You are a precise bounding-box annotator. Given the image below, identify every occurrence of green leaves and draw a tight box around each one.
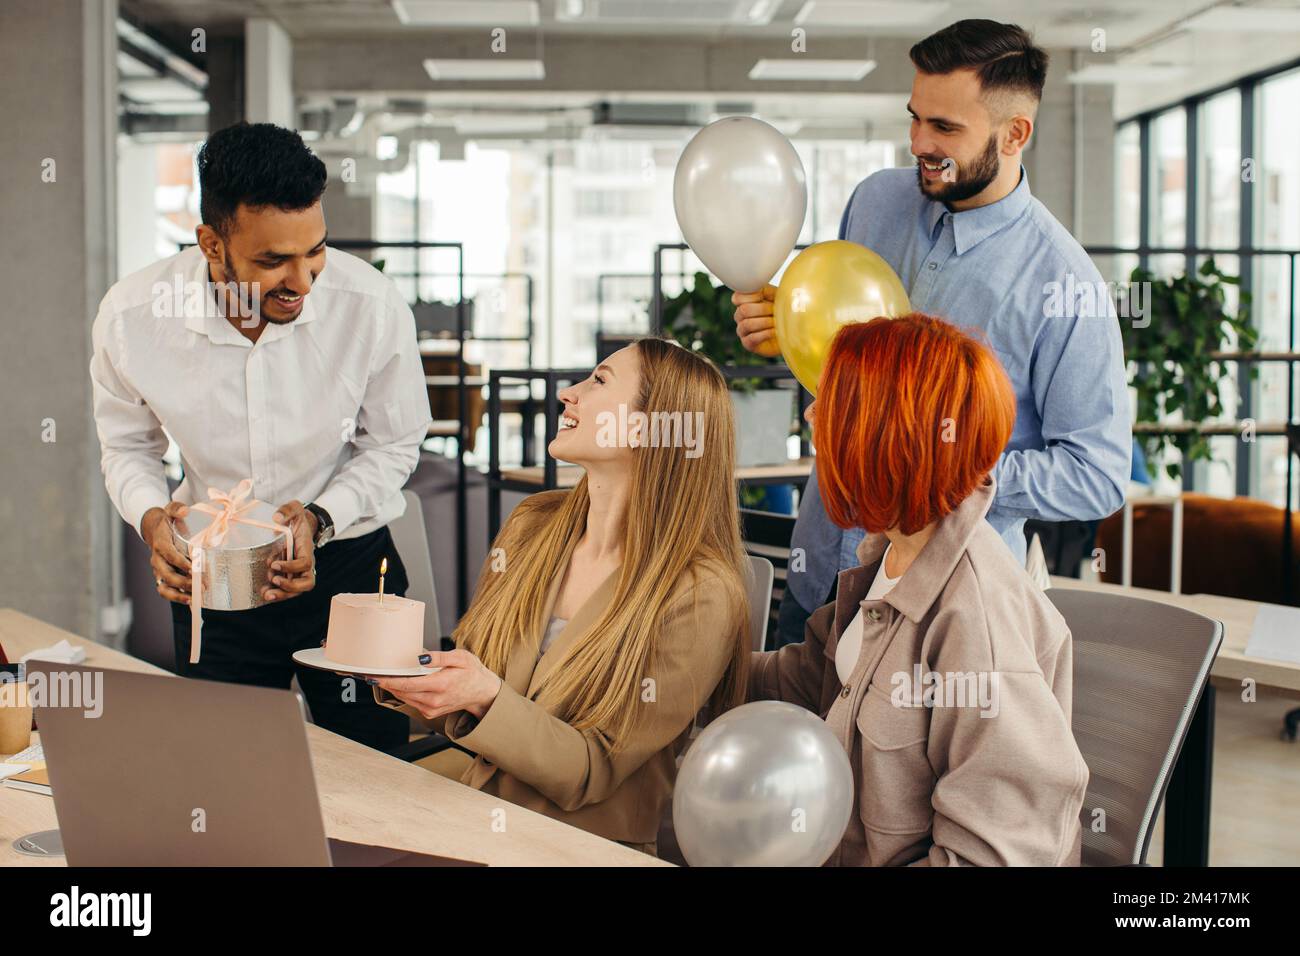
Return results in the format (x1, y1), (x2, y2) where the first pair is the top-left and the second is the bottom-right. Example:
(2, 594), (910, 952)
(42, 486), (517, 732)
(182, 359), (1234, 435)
(1122, 258), (1255, 481)
(659, 271), (781, 392)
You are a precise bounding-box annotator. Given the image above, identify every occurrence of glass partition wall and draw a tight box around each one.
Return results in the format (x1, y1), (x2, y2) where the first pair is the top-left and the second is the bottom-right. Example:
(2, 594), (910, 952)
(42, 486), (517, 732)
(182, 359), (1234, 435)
(1115, 62), (1300, 509)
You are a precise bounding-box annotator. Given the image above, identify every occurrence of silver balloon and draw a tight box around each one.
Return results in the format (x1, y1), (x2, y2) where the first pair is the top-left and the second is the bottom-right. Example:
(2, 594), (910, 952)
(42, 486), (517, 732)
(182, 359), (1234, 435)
(673, 116), (808, 293)
(673, 700), (854, 866)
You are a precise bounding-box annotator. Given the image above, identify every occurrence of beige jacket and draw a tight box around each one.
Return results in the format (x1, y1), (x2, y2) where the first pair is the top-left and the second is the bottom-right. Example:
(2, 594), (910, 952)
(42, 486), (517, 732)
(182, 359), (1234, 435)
(750, 477), (1089, 866)
(437, 491), (741, 846)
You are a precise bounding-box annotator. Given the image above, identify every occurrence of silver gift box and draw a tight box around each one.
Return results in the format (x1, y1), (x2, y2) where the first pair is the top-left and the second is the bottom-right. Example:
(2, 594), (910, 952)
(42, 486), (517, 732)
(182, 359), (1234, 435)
(172, 500), (290, 611)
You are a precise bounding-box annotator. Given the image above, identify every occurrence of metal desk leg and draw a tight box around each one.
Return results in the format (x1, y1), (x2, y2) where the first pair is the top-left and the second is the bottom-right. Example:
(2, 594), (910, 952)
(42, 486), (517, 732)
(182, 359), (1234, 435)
(488, 374), (502, 543)
(521, 397), (536, 467)
(1162, 684), (1215, 866)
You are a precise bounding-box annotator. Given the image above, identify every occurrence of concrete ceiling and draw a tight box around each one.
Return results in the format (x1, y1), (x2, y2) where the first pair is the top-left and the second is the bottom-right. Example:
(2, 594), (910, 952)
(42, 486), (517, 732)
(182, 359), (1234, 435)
(117, 0), (1300, 141)
(123, 0), (1230, 47)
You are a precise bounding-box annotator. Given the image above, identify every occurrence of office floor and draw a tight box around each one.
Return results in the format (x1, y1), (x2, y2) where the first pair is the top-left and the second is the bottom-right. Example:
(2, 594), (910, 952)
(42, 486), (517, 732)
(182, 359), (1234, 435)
(1146, 691), (1300, 866)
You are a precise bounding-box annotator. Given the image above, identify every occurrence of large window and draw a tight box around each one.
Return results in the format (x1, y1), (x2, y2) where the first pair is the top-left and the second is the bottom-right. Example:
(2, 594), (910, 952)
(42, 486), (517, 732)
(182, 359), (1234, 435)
(1112, 121), (1141, 283)
(1116, 61), (1300, 511)
(1255, 67), (1300, 509)
(1198, 91), (1241, 249)
(1197, 90), (1245, 500)
(376, 133), (904, 372)
(1148, 108), (1187, 278)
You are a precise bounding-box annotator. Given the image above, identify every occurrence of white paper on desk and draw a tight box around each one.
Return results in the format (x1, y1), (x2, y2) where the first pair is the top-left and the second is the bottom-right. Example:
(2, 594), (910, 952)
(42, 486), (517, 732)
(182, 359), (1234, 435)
(1244, 603), (1300, 665)
(19, 638), (86, 665)
(0, 764), (31, 780)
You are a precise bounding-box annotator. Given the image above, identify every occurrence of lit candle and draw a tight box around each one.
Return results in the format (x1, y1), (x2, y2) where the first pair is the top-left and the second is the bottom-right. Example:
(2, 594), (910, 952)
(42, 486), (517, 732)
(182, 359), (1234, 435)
(378, 557), (388, 605)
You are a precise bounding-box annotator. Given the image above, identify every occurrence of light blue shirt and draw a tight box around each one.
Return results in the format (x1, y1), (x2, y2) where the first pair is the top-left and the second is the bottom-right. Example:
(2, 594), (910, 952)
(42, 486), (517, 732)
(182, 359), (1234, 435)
(790, 166), (1131, 610)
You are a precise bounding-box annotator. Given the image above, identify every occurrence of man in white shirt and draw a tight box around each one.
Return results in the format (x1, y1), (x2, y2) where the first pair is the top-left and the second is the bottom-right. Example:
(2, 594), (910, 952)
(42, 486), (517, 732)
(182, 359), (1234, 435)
(90, 122), (433, 751)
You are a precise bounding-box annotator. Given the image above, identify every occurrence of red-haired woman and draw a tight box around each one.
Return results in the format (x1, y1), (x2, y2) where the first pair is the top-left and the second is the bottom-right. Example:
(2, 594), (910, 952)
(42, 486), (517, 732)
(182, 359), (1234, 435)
(750, 314), (1089, 866)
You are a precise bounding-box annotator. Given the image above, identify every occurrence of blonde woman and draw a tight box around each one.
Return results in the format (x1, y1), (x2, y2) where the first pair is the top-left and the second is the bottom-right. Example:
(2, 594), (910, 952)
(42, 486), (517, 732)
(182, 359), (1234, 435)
(376, 338), (750, 854)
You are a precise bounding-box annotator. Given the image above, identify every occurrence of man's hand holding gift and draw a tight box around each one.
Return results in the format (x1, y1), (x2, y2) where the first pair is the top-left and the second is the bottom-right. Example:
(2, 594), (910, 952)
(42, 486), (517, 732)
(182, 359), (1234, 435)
(142, 501), (193, 604)
(143, 494), (318, 606)
(267, 499), (318, 602)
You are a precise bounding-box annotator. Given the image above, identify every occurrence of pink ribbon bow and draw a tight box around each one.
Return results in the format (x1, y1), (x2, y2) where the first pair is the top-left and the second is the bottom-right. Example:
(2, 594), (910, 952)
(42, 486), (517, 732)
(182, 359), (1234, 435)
(187, 479), (294, 664)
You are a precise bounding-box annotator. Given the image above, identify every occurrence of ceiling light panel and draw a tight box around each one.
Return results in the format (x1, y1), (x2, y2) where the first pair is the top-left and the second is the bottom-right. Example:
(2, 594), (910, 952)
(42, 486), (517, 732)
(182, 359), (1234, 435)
(749, 59), (876, 81)
(794, 1), (949, 28)
(393, 1), (540, 26)
(424, 59), (546, 80)
(558, 0), (776, 25)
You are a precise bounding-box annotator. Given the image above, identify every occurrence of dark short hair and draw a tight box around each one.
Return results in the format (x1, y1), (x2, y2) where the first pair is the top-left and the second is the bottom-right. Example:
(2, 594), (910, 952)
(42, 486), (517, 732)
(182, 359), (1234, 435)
(909, 19), (1048, 105)
(197, 122), (328, 235)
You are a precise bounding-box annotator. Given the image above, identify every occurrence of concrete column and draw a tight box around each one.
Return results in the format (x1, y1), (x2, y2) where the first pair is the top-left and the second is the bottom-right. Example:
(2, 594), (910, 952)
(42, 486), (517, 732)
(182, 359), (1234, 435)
(1075, 83), (1118, 247)
(117, 140), (158, 276)
(0, 0), (118, 640)
(322, 179), (375, 240)
(245, 17), (294, 128)
(1026, 50), (1116, 246)
(205, 34), (245, 132)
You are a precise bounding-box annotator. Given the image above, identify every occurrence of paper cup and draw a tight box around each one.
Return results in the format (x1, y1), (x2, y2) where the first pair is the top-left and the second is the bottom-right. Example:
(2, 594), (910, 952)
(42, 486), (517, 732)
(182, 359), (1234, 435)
(0, 679), (32, 755)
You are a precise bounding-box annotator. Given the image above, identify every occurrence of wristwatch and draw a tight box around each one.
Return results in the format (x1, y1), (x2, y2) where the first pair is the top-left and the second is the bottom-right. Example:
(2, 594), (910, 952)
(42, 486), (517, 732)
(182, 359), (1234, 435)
(304, 502), (335, 548)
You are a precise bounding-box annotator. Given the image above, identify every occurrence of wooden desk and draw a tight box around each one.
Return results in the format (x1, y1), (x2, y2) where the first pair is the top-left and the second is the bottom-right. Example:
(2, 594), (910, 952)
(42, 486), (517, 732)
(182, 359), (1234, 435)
(1048, 577), (1300, 866)
(0, 610), (665, 867)
(1048, 576), (1300, 696)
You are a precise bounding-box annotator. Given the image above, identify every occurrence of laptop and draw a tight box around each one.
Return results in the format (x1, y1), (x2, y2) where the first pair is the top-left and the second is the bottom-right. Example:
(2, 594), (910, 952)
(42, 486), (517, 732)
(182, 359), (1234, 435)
(28, 662), (480, 866)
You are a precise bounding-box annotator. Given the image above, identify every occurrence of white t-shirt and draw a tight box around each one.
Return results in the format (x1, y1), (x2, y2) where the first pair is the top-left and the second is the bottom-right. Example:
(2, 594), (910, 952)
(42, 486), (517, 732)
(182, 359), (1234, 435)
(539, 616), (568, 659)
(834, 545), (902, 685)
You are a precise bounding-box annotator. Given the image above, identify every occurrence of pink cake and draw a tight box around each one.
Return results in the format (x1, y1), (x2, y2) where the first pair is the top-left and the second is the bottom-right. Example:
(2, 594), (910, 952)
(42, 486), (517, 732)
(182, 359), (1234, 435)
(325, 593), (425, 670)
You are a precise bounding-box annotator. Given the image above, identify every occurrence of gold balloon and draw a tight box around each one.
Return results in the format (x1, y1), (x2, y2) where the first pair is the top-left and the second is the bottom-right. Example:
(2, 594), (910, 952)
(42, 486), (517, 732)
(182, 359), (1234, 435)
(774, 240), (911, 395)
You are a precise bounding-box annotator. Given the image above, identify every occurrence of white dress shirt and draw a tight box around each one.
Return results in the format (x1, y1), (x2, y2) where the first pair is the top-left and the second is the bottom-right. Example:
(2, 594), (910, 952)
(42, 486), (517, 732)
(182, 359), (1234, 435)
(90, 245), (432, 541)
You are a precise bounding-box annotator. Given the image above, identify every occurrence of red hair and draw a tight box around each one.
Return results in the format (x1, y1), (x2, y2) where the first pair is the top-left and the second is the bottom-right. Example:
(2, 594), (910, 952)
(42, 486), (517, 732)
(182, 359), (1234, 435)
(815, 314), (1015, 535)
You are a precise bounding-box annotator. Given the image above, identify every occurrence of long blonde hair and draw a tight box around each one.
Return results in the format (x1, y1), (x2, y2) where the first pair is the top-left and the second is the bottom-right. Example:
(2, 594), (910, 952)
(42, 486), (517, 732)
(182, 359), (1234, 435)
(454, 338), (750, 746)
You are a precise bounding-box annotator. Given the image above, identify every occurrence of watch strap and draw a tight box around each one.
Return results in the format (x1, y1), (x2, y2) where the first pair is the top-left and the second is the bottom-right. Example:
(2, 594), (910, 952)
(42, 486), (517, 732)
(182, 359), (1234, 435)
(305, 502), (334, 546)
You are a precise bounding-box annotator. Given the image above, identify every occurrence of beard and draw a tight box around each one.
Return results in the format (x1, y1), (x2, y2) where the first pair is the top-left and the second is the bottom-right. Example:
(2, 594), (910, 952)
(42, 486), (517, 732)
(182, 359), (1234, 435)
(915, 134), (1001, 205)
(218, 249), (301, 326)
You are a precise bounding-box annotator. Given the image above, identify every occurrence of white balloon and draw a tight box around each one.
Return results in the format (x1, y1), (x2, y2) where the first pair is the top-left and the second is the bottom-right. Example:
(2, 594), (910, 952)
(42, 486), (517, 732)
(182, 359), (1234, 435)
(673, 116), (808, 293)
(672, 700), (854, 867)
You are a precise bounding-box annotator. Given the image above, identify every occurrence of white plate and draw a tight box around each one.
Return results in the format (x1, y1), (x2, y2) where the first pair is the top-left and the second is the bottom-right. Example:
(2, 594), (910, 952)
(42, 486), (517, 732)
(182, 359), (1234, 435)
(291, 646), (437, 678)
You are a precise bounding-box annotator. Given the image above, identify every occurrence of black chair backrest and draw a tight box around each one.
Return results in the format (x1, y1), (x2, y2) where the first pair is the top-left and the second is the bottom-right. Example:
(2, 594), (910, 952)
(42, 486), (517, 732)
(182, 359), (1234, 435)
(739, 508), (796, 649)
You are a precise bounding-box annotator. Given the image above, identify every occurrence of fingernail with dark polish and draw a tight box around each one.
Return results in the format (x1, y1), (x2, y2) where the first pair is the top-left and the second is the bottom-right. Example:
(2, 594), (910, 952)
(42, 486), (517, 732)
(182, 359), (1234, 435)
(419, 654), (431, 664)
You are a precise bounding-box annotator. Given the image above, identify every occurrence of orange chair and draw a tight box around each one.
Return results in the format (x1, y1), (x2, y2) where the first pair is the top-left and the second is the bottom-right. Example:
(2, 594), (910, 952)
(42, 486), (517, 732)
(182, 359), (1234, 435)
(1096, 492), (1299, 606)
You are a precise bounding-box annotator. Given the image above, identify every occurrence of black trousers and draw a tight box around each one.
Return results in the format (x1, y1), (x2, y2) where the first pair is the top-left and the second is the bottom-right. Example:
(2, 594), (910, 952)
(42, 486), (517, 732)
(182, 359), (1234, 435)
(170, 526), (411, 752)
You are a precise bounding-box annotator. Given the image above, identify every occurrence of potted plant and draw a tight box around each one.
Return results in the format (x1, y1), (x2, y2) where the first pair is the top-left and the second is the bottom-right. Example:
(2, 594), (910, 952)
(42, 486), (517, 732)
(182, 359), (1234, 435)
(1120, 258), (1256, 481)
(660, 271), (795, 472)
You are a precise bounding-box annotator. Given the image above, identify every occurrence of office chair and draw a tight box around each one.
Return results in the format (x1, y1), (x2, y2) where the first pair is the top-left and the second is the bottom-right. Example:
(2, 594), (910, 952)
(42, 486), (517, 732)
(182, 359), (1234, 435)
(745, 555), (775, 653)
(739, 508), (797, 650)
(1047, 587), (1222, 866)
(389, 490), (443, 651)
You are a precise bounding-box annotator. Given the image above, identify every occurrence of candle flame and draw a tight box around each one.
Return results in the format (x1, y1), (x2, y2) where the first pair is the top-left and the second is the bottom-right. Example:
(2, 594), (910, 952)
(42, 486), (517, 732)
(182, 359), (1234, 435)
(380, 557), (388, 575)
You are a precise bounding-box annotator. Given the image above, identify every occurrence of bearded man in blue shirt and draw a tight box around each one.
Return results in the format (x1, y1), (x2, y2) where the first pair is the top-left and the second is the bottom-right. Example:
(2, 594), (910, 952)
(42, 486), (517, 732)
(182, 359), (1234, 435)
(734, 19), (1132, 647)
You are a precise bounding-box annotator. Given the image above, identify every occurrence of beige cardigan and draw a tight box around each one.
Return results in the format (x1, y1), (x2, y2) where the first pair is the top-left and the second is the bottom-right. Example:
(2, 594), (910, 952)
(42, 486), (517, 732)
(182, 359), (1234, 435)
(750, 477), (1089, 866)
(436, 491), (741, 846)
